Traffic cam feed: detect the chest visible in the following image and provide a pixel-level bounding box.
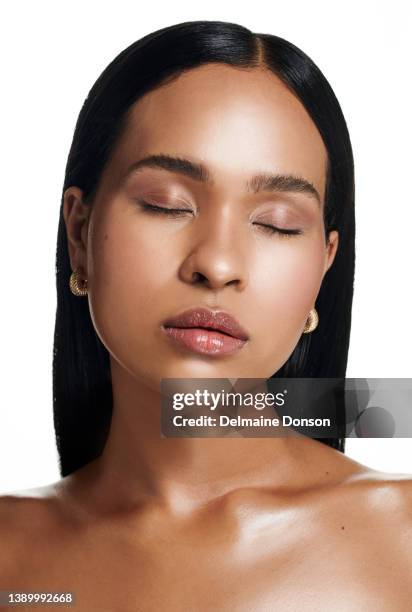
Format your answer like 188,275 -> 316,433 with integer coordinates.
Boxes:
4,528 -> 409,611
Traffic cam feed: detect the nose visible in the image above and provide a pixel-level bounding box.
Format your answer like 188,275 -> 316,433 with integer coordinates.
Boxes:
178,215 -> 248,291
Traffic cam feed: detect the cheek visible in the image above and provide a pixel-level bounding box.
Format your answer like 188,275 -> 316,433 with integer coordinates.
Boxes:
86,207 -> 174,370
250,232 -> 326,368
275,241 -> 324,308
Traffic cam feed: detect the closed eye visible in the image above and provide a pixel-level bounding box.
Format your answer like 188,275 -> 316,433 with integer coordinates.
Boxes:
138,201 -> 303,236
253,223 -> 303,237
138,201 -> 192,216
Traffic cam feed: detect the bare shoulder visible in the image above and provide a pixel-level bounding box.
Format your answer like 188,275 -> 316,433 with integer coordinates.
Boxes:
0,469 -> 88,518
0,481 -> 81,585
0,482 -> 65,541
286,441 -> 412,562
319,445 -> 412,517
344,465 -> 412,521
321,455 -> 412,567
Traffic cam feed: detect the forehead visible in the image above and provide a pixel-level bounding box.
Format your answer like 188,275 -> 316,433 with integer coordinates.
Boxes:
112,64 -> 328,200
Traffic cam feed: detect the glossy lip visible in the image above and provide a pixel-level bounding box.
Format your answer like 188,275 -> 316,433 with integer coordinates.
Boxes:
161,307 -> 250,340
161,307 -> 249,357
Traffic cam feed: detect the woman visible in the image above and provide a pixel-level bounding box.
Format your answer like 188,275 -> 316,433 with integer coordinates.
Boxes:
1,20 -> 411,610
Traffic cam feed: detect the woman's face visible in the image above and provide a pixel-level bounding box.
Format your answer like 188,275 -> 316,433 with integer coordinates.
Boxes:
64,64 -> 338,389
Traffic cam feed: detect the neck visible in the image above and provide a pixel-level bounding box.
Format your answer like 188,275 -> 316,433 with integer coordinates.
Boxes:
76,358 -> 321,516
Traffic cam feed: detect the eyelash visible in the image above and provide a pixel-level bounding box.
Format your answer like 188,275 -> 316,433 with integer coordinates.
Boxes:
139,201 -> 190,218
138,201 -> 303,237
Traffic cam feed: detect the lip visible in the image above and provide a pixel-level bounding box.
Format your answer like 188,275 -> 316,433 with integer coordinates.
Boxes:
161,307 -> 249,356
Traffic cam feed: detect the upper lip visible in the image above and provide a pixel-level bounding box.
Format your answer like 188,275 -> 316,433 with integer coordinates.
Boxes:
162,307 -> 249,341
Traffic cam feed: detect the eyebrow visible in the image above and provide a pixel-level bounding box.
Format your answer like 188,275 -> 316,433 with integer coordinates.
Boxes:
124,154 -> 322,206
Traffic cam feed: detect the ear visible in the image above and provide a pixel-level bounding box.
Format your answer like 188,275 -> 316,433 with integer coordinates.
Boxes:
323,230 -> 339,276
63,186 -> 90,275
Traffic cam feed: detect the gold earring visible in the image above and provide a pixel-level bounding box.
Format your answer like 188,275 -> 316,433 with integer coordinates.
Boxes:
303,307 -> 318,333
69,269 -> 88,296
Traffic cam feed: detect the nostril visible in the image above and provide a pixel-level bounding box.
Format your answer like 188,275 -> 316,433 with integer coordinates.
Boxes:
192,272 -> 207,283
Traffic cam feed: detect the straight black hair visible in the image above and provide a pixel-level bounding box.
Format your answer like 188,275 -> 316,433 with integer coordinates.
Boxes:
53,20 -> 355,477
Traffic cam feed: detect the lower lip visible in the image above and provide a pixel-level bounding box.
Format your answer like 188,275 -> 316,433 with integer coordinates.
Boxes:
162,326 -> 247,356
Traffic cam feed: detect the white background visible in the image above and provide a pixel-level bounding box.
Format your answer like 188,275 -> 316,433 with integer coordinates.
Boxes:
0,1 -> 411,493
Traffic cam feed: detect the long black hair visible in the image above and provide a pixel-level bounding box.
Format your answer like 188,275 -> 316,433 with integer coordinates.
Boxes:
53,20 -> 355,477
